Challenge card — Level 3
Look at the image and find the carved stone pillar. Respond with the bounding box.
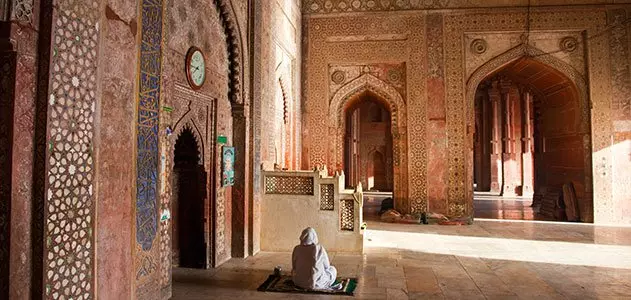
[231,103,249,258]
[488,81,503,194]
[474,91,483,190]
[474,86,492,192]
[500,79,518,197]
[2,1,44,298]
[521,90,535,197]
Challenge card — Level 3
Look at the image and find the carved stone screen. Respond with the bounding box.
[264,176,314,195]
[340,199,354,231]
[43,2,101,298]
[320,184,334,210]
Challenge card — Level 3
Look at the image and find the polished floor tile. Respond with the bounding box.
[173,219,631,299]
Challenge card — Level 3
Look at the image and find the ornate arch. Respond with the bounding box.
[213,0,244,104]
[173,117,205,166]
[466,44,589,133]
[465,43,593,218]
[329,73,406,129]
[328,73,408,210]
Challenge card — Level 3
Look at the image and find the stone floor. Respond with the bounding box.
[473,195,555,221]
[172,219,631,299]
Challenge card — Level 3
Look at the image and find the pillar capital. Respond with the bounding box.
[231,103,246,119]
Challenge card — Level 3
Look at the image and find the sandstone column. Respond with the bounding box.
[501,79,518,197]
[521,89,535,197]
[488,81,503,194]
[231,103,249,258]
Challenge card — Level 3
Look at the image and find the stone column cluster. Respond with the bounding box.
[474,77,535,197]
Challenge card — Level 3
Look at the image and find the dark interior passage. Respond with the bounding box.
[172,128,207,268]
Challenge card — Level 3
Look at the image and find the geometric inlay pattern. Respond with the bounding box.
[319,184,334,210]
[264,176,314,195]
[340,199,354,231]
[136,0,163,252]
[44,9,98,300]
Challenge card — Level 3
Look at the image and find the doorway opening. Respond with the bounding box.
[472,57,591,222]
[172,127,208,268]
[343,91,394,215]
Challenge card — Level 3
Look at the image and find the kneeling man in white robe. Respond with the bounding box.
[292,227,342,290]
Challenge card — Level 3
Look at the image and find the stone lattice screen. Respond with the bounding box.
[264,175,314,195]
[340,199,354,231]
[320,184,334,210]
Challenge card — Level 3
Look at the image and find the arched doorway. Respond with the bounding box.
[344,93,393,191]
[343,92,394,214]
[471,56,591,222]
[330,74,409,212]
[172,127,208,268]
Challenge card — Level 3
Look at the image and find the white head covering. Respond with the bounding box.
[300,227,318,245]
[292,227,337,289]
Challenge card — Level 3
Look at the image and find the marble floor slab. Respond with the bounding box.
[173,219,631,299]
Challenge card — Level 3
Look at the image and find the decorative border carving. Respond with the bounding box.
[213,0,244,104]
[10,0,33,23]
[136,0,164,298]
[303,0,453,14]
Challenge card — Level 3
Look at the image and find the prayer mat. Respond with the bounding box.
[257,275,357,296]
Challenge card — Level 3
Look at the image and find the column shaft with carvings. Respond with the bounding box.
[521,89,535,197]
[500,79,519,197]
[474,88,492,191]
[231,104,249,258]
[488,81,503,194]
[1,1,45,298]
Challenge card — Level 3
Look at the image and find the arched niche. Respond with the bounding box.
[329,74,409,211]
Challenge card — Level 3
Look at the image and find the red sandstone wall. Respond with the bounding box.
[607,8,631,224]
[2,10,39,298]
[258,0,302,171]
[536,83,588,220]
[95,1,138,299]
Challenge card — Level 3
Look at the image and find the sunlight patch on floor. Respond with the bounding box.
[364,228,631,269]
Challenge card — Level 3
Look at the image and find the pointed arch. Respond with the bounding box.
[465,43,594,221]
[466,44,589,133]
[329,73,406,129]
[173,119,205,166]
[328,73,408,211]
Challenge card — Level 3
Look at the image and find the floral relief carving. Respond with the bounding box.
[560,36,579,53]
[470,39,488,54]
